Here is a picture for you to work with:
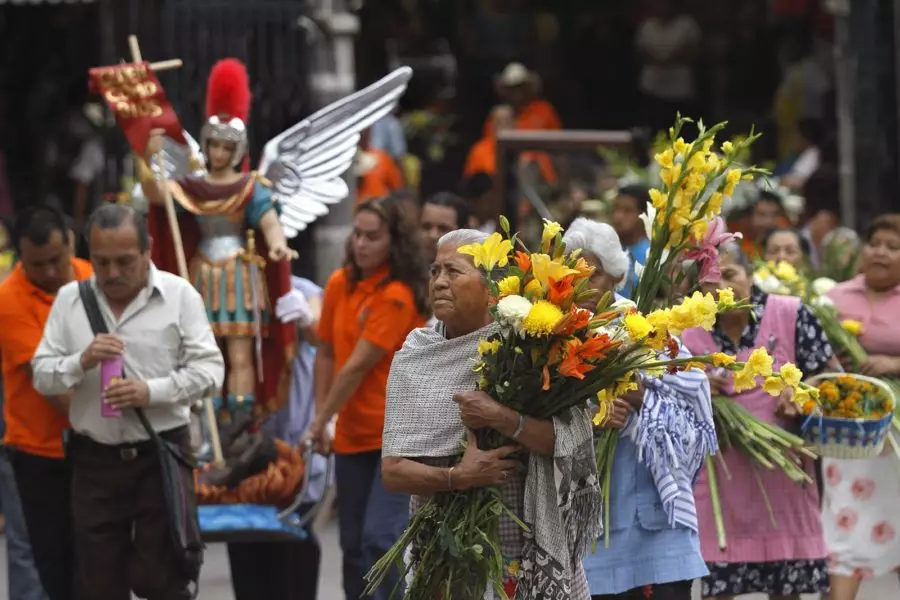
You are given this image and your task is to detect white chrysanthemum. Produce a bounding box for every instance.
[755,274,782,294]
[496,295,533,331]
[812,277,837,297]
[812,295,835,308]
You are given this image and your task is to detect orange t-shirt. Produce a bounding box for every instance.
[482,99,562,137]
[317,266,425,455]
[0,258,93,458]
[357,149,404,203]
[464,136,557,184]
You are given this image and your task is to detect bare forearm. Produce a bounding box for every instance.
[314,350,335,414]
[259,210,287,250]
[382,457,454,495]
[318,366,368,423]
[493,406,555,456]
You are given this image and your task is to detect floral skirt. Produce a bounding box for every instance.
[701,559,829,597]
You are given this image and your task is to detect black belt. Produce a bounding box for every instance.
[68,425,189,462]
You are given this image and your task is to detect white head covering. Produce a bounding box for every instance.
[562,217,630,279]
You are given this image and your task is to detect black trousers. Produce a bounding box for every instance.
[68,427,195,600]
[592,579,693,600]
[10,448,75,600]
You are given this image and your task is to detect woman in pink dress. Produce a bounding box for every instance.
[822,214,900,600]
[682,243,832,599]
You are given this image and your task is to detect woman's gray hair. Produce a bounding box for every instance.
[562,217,630,278]
[719,240,752,273]
[437,228,489,249]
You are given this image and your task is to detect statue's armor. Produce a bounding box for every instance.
[197,213,245,261]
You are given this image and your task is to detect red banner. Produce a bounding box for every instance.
[88,62,186,155]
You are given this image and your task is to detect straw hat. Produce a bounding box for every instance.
[494,62,541,95]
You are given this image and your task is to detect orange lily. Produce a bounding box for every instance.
[547,275,576,306]
[515,251,531,272]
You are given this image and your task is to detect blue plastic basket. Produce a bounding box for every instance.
[802,374,895,459]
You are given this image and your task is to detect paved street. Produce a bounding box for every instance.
[2,520,898,599]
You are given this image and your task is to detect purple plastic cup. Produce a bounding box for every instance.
[100,357,124,418]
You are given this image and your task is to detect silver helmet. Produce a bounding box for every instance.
[200,115,248,169]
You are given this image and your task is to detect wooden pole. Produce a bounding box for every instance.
[128,35,224,466]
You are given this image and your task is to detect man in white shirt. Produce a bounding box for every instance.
[32,204,225,600]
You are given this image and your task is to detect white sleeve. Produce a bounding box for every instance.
[31,294,84,396]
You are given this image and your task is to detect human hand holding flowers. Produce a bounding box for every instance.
[454,429,519,490]
[860,355,900,377]
[593,399,632,430]
[775,387,799,419]
[453,390,508,430]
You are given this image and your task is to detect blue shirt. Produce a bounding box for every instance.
[621,238,650,300]
[583,436,708,594]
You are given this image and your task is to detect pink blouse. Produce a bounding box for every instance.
[827,275,900,356]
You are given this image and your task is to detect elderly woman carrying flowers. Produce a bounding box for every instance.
[380,229,597,599]
[564,217,712,600]
[682,242,833,599]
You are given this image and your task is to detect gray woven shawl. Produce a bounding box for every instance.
[383,323,600,599]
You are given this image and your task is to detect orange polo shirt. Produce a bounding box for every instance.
[0,259,93,458]
[317,266,425,455]
[464,136,557,184]
[357,150,404,204]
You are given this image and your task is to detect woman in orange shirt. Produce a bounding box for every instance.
[305,195,429,600]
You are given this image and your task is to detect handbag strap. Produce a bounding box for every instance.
[77,281,158,442]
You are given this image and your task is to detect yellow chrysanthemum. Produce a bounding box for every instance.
[624,313,654,341]
[745,347,774,378]
[779,363,803,389]
[477,339,501,356]
[717,287,735,309]
[711,352,736,367]
[841,320,863,337]
[530,253,578,288]
[540,219,563,252]
[457,232,513,272]
[763,376,786,397]
[497,275,521,297]
[521,300,565,337]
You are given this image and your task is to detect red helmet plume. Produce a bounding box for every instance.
[205,58,251,123]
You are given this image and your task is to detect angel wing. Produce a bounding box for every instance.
[259,66,413,237]
[150,131,206,179]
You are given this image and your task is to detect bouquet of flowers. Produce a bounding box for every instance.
[801,374,895,459]
[365,216,816,598]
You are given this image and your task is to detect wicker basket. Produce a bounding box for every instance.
[801,373,895,459]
